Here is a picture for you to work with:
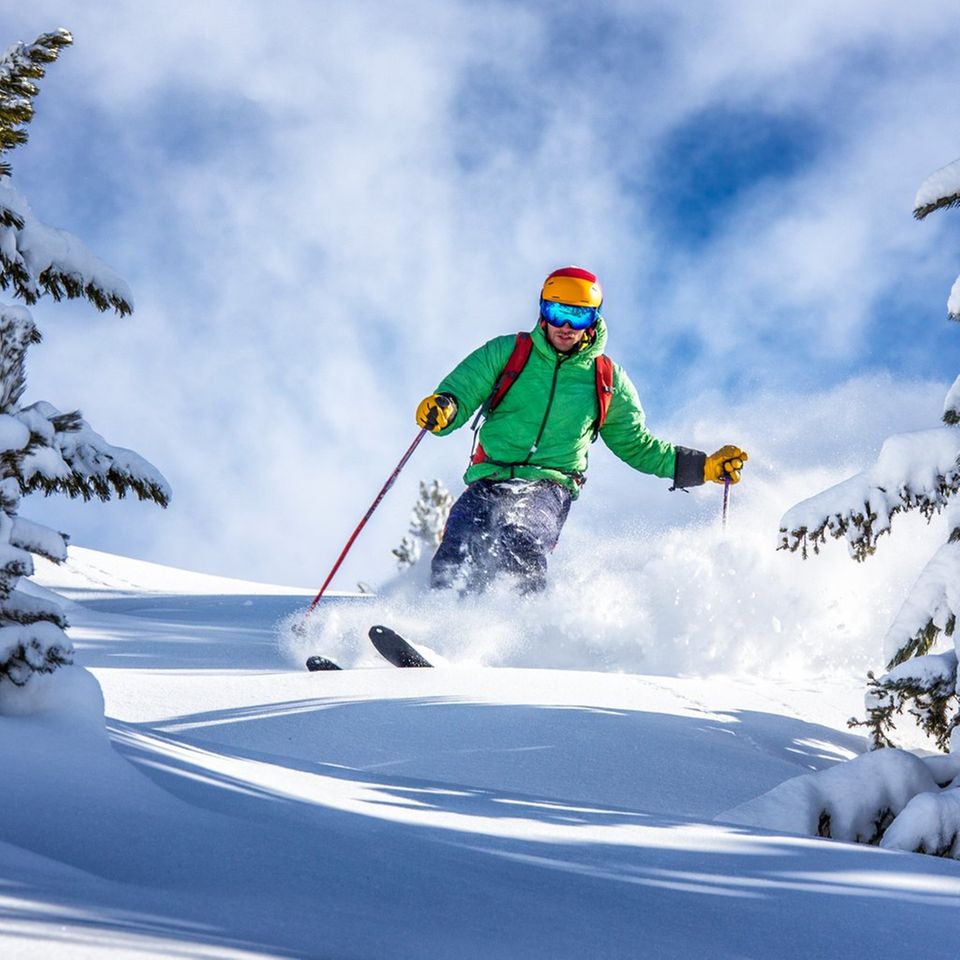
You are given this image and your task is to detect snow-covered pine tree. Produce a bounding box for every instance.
[779,157,960,752]
[0,29,169,694]
[392,480,453,570]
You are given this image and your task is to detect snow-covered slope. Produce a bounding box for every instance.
[1,546,957,958]
[31,544,319,598]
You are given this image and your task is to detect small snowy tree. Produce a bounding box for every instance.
[780,157,960,754]
[0,30,169,695]
[392,479,452,570]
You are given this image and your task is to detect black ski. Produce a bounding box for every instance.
[305,655,342,671]
[368,625,433,668]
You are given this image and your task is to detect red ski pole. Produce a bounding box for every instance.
[305,426,430,613]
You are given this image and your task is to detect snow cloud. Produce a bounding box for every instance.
[3,1,959,590]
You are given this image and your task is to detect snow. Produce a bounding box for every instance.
[10,517,67,563]
[278,510,937,678]
[717,748,940,842]
[882,788,960,856]
[30,543,336,598]
[877,649,958,692]
[0,545,952,958]
[882,538,960,663]
[0,413,29,451]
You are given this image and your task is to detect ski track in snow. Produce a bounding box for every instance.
[0,548,957,958]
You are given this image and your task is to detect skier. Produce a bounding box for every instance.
[416,266,747,594]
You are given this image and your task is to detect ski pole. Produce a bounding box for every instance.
[721,475,731,530]
[306,425,430,612]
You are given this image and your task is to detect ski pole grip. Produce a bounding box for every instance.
[423,395,453,432]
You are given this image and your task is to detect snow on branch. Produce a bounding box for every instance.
[717,749,939,845]
[856,651,959,751]
[780,427,960,561]
[17,401,171,507]
[0,620,72,686]
[0,587,67,628]
[915,158,960,319]
[914,158,960,221]
[720,746,960,858]
[10,516,66,563]
[882,538,960,667]
[0,29,72,176]
[0,541,32,594]
[0,181,133,315]
[881,788,960,857]
[946,376,960,426]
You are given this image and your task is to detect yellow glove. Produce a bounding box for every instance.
[704,445,748,484]
[416,393,457,432]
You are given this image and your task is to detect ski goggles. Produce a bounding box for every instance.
[539,299,600,330]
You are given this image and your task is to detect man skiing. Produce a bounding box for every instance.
[416,266,747,594]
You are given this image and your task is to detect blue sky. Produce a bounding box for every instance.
[3,2,960,588]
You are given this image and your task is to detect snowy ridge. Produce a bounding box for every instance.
[31,544,319,599]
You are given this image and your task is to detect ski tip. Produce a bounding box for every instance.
[368,624,433,668]
[306,655,341,672]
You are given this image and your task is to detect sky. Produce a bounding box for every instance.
[3,1,960,590]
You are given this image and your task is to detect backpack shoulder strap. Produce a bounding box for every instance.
[489,332,533,413]
[471,332,533,430]
[592,354,615,440]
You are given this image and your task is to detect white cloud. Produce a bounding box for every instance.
[3,2,959,588]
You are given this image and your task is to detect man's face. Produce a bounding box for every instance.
[545,320,585,354]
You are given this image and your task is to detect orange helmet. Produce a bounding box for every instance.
[540,266,603,308]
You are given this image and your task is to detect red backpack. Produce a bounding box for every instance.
[470,332,615,466]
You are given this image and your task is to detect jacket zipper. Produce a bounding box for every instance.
[522,353,567,464]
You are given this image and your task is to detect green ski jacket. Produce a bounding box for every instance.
[433,319,704,498]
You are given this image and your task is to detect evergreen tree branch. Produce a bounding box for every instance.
[0,28,72,174]
[887,615,955,669]
[21,467,171,507]
[851,659,960,752]
[0,629,72,686]
[37,266,133,316]
[0,309,40,412]
[780,435,960,561]
[914,193,960,221]
[0,202,24,229]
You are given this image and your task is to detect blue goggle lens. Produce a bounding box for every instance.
[540,299,599,330]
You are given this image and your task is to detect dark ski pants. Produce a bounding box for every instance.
[430,478,573,594]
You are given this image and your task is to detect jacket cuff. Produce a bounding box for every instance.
[672,446,706,489]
